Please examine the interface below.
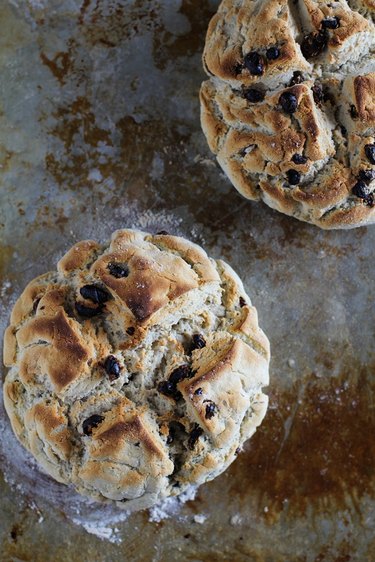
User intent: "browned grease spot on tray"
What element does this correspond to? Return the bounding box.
[229,362,375,521]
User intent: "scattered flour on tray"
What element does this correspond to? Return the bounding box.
[71,510,131,544]
[148,486,198,523]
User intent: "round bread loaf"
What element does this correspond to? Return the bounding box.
[3,229,270,511]
[201,0,375,229]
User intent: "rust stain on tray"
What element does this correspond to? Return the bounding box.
[44,96,113,189]
[40,48,75,86]
[79,1,158,47]
[0,245,14,279]
[230,360,375,521]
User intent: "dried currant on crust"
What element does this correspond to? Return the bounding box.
[244,88,265,103]
[82,415,104,436]
[350,105,359,119]
[352,182,374,206]
[204,400,217,420]
[358,170,375,184]
[289,71,304,86]
[279,92,298,114]
[190,334,206,352]
[301,30,328,59]
[266,46,280,60]
[169,364,193,384]
[364,144,375,165]
[292,154,307,165]
[157,380,180,399]
[158,364,193,401]
[108,262,129,278]
[312,83,323,104]
[244,52,264,75]
[321,17,340,30]
[287,170,301,185]
[80,284,109,304]
[352,181,370,198]
[104,355,121,381]
[188,424,204,449]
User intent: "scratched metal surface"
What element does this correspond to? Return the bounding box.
[0,1,374,561]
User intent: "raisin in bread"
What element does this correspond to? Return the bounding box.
[201,0,375,228]
[3,229,270,511]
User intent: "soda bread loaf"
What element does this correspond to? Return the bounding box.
[3,229,270,511]
[201,0,375,228]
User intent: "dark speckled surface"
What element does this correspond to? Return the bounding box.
[0,1,374,561]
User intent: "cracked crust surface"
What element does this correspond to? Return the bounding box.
[3,229,270,511]
[201,0,375,229]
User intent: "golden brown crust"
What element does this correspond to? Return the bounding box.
[353,74,375,124]
[301,0,371,56]
[3,326,17,367]
[94,250,197,324]
[203,0,311,87]
[318,199,375,228]
[356,0,375,12]
[17,309,92,392]
[3,376,25,438]
[149,233,220,283]
[201,1,375,229]
[3,229,270,511]
[90,230,220,324]
[58,240,100,274]
[10,275,51,325]
[25,401,72,461]
[75,401,174,501]
[180,338,269,447]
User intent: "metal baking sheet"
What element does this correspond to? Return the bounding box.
[0,1,374,560]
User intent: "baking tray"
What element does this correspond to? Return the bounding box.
[0,1,374,561]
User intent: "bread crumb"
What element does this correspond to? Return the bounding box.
[193,514,207,524]
[230,514,242,526]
